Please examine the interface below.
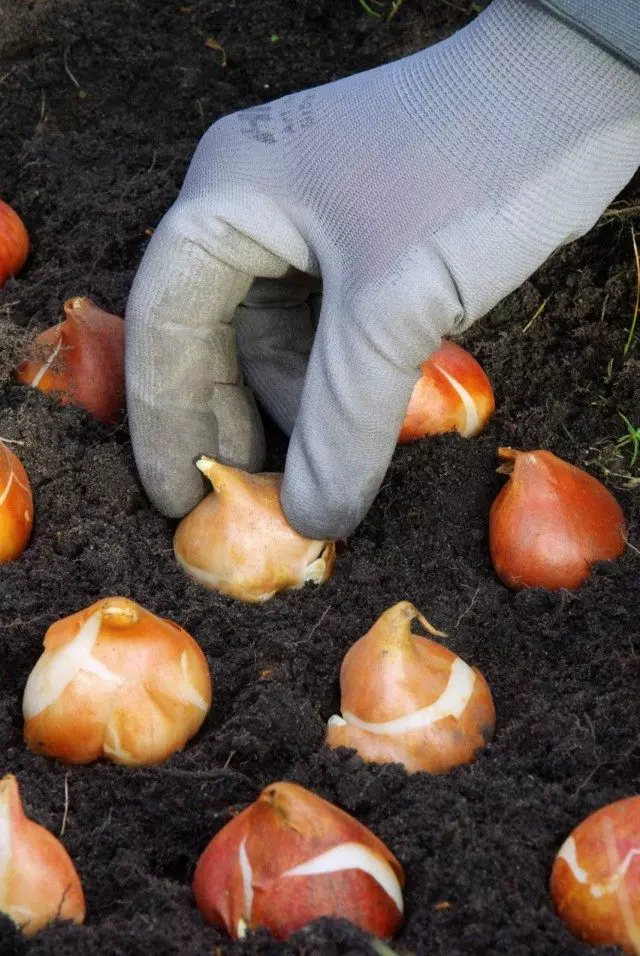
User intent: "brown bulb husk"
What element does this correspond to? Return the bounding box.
[173,457,336,602]
[489,447,626,591]
[326,602,495,773]
[0,775,85,936]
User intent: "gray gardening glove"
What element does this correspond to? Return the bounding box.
[125,0,640,540]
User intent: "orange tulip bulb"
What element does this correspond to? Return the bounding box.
[489,447,626,591]
[0,775,85,936]
[399,340,495,443]
[0,440,33,563]
[193,781,404,940]
[23,597,212,766]
[0,199,29,288]
[550,796,640,952]
[16,296,125,425]
[174,457,336,602]
[326,602,495,774]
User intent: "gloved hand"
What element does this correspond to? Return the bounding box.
[125,0,640,540]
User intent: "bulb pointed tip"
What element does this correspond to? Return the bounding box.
[0,773,17,792]
[0,773,21,815]
[195,455,229,492]
[377,602,447,643]
[496,446,520,475]
[100,598,139,628]
[195,455,216,475]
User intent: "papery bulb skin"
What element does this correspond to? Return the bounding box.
[0,775,85,936]
[326,602,495,774]
[398,340,495,443]
[550,796,640,952]
[16,296,125,425]
[23,597,212,766]
[174,457,336,603]
[193,781,404,940]
[0,200,29,288]
[489,448,626,591]
[0,440,33,563]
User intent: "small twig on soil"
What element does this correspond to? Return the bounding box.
[204,37,227,67]
[522,296,548,333]
[92,807,113,840]
[603,357,615,386]
[59,772,70,837]
[305,604,331,643]
[599,292,609,325]
[387,0,407,19]
[0,299,19,314]
[455,585,480,627]
[63,45,81,89]
[0,436,24,445]
[602,201,640,223]
[623,533,640,558]
[571,764,603,800]
[623,225,639,357]
[38,90,47,125]
[358,0,409,17]
[357,0,384,17]
[0,613,52,630]
[0,66,17,86]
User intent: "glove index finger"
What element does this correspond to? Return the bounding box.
[125,211,266,518]
[281,248,465,541]
[280,295,437,542]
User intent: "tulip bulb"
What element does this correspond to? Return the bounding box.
[193,781,404,940]
[16,296,125,425]
[0,200,29,288]
[398,340,495,443]
[550,796,640,952]
[0,775,85,936]
[0,440,33,563]
[326,602,495,774]
[489,447,626,591]
[23,597,212,766]
[174,457,336,603]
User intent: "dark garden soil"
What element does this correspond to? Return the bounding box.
[0,0,639,953]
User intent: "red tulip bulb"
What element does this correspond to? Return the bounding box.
[193,781,404,940]
[489,447,626,590]
[17,296,125,425]
[399,340,494,443]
